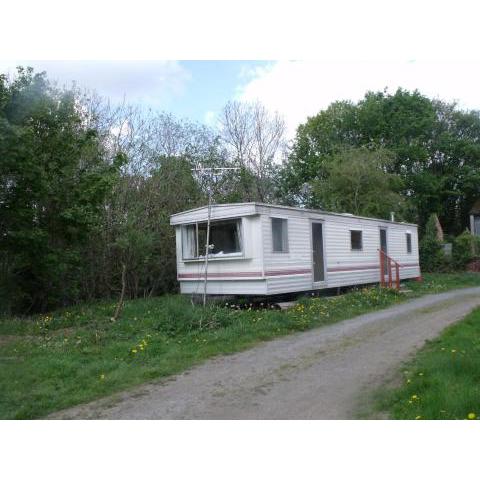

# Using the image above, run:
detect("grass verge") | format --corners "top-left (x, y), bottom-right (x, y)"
top-left (0, 272), bottom-right (479, 419)
top-left (373, 307), bottom-right (480, 420)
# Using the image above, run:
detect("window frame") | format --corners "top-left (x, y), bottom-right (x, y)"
top-left (406, 232), bottom-right (412, 254)
top-left (271, 217), bottom-right (289, 253)
top-left (181, 218), bottom-right (244, 261)
top-left (350, 229), bottom-right (363, 251)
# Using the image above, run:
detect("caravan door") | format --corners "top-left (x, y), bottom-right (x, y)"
top-left (312, 222), bottom-right (326, 283)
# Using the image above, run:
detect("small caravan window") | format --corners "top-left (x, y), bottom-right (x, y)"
top-left (350, 230), bottom-right (363, 250)
top-left (406, 232), bottom-right (412, 254)
top-left (182, 219), bottom-right (243, 259)
top-left (272, 218), bottom-right (288, 253)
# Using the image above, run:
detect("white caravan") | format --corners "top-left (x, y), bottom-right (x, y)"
top-left (170, 203), bottom-right (421, 296)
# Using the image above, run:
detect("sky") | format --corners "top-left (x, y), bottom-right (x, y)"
top-left (1, 60), bottom-right (480, 139)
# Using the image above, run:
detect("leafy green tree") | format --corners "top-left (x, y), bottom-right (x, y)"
top-left (96, 156), bottom-right (204, 300)
top-left (419, 214), bottom-right (446, 272)
top-left (309, 147), bottom-right (404, 219)
top-left (281, 88), bottom-right (480, 234)
top-left (0, 67), bottom-right (123, 312)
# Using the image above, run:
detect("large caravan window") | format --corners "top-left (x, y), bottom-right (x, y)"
top-left (181, 219), bottom-right (243, 259)
top-left (198, 219), bottom-right (242, 255)
top-left (272, 218), bottom-right (288, 252)
top-left (350, 230), bottom-right (363, 250)
top-left (406, 232), bottom-right (412, 253)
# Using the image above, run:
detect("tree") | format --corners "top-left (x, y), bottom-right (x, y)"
top-left (281, 88), bottom-right (480, 234)
top-left (309, 148), bottom-right (404, 219)
top-left (0, 67), bottom-right (123, 312)
top-left (219, 100), bottom-right (286, 201)
top-left (419, 214), bottom-right (447, 272)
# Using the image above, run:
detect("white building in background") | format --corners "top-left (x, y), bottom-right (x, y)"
top-left (470, 200), bottom-right (480, 236)
top-left (170, 203), bottom-right (421, 297)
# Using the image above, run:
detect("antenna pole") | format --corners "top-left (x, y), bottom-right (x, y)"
top-left (191, 166), bottom-right (239, 309)
top-left (203, 186), bottom-right (212, 307)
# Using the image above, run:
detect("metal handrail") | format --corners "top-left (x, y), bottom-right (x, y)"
top-left (378, 249), bottom-right (400, 289)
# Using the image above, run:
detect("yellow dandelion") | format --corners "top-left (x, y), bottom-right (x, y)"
top-left (131, 349), bottom-right (137, 354)
top-left (467, 412), bottom-right (476, 420)
top-left (411, 394), bottom-right (419, 400)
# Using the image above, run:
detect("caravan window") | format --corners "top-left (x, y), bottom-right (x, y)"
top-left (406, 233), bottom-right (412, 253)
top-left (350, 230), bottom-right (363, 250)
top-left (272, 218), bottom-right (288, 252)
top-left (182, 219), bottom-right (243, 259)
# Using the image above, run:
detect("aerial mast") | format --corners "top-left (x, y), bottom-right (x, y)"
top-left (191, 165), bottom-right (239, 307)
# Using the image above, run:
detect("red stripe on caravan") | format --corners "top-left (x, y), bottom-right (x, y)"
top-left (265, 268), bottom-right (312, 276)
top-left (328, 264), bottom-right (379, 272)
top-left (178, 271), bottom-right (262, 279)
top-left (178, 268), bottom-right (312, 280)
top-left (328, 262), bottom-right (420, 273)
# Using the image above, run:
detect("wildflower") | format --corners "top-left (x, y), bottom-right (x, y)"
top-left (100, 374), bottom-right (105, 380)
top-left (131, 349), bottom-right (137, 354)
top-left (451, 349), bottom-right (456, 353)
top-left (467, 412), bottom-right (476, 420)
top-left (406, 379), bottom-right (411, 384)
top-left (415, 415), bottom-right (422, 420)
top-left (418, 372), bottom-right (424, 376)
top-left (411, 394), bottom-right (419, 400)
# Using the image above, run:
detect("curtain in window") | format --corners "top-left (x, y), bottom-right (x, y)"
top-left (234, 220), bottom-right (242, 252)
top-left (182, 225), bottom-right (197, 259)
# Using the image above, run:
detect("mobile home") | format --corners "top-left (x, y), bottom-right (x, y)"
top-left (170, 203), bottom-right (421, 296)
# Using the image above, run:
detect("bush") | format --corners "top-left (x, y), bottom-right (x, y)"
top-left (419, 215), bottom-right (448, 272)
top-left (452, 230), bottom-right (480, 270)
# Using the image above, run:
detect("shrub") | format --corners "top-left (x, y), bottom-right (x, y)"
top-left (452, 230), bottom-right (480, 270)
top-left (419, 214), bottom-right (447, 272)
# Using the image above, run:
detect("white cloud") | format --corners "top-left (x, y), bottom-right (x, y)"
top-left (0, 61), bottom-right (191, 109)
top-left (237, 61), bottom-right (480, 139)
top-left (204, 110), bottom-right (217, 127)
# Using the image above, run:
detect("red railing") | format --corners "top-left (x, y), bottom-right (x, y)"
top-left (379, 249), bottom-right (400, 290)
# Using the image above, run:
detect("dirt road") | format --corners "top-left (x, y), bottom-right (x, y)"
top-left (50, 287), bottom-right (480, 419)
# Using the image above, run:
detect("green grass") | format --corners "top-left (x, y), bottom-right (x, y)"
top-left (374, 306), bottom-right (480, 420)
top-left (0, 272), bottom-right (478, 419)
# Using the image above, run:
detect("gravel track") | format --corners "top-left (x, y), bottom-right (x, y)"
top-left (50, 287), bottom-right (480, 419)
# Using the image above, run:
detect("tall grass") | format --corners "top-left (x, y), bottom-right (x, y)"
top-left (0, 273), bottom-right (478, 419)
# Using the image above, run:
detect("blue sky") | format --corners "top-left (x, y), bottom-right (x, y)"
top-left (0, 60), bottom-right (269, 125)
top-left (1, 60), bottom-right (479, 138)
top-left (175, 61), bottom-right (266, 121)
